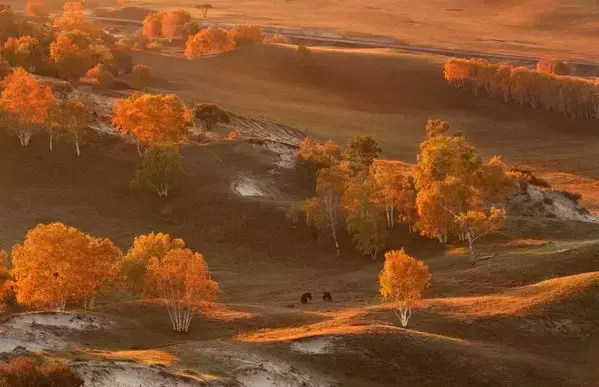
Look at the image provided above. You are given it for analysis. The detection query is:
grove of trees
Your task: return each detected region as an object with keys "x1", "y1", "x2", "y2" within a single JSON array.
[
  {"x1": 0, "y1": 225, "x2": 218, "y2": 333},
  {"x1": 297, "y1": 119, "x2": 514, "y2": 261},
  {"x1": 444, "y1": 57, "x2": 599, "y2": 119}
]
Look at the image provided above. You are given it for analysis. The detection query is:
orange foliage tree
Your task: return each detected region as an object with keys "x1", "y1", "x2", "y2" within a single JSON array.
[
  {"x1": 49, "y1": 32, "x2": 93, "y2": 79},
  {"x1": 229, "y1": 25, "x2": 263, "y2": 46},
  {"x1": 131, "y1": 64, "x2": 152, "y2": 89},
  {"x1": 142, "y1": 12, "x2": 162, "y2": 40},
  {"x1": 48, "y1": 99, "x2": 91, "y2": 155},
  {"x1": 122, "y1": 232, "x2": 185, "y2": 295},
  {"x1": 0, "y1": 251, "x2": 13, "y2": 311},
  {"x1": 3, "y1": 36, "x2": 42, "y2": 71},
  {"x1": 444, "y1": 57, "x2": 599, "y2": 119},
  {"x1": 25, "y1": 0, "x2": 45, "y2": 16},
  {"x1": 54, "y1": 1, "x2": 87, "y2": 30},
  {"x1": 11, "y1": 222, "x2": 122, "y2": 310},
  {"x1": 112, "y1": 93, "x2": 191, "y2": 149},
  {"x1": 82, "y1": 63, "x2": 115, "y2": 89},
  {"x1": 0, "y1": 68, "x2": 54, "y2": 146},
  {"x1": 185, "y1": 27, "x2": 235, "y2": 57},
  {"x1": 296, "y1": 137, "x2": 342, "y2": 173},
  {"x1": 144, "y1": 248, "x2": 219, "y2": 332},
  {"x1": 455, "y1": 207, "x2": 506, "y2": 263},
  {"x1": 370, "y1": 159, "x2": 416, "y2": 230},
  {"x1": 303, "y1": 165, "x2": 348, "y2": 257},
  {"x1": 343, "y1": 176, "x2": 387, "y2": 259},
  {"x1": 161, "y1": 10, "x2": 191, "y2": 42},
  {"x1": 379, "y1": 249, "x2": 430, "y2": 327}
]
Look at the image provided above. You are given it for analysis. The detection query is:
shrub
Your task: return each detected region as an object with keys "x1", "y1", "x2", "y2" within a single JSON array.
[
  {"x1": 537, "y1": 58, "x2": 570, "y2": 76},
  {"x1": 229, "y1": 25, "x2": 263, "y2": 46},
  {"x1": 185, "y1": 27, "x2": 235, "y2": 57},
  {"x1": 543, "y1": 196, "x2": 554, "y2": 205},
  {"x1": 0, "y1": 357, "x2": 83, "y2": 387},
  {"x1": 551, "y1": 189, "x2": 582, "y2": 204},
  {"x1": 263, "y1": 34, "x2": 287, "y2": 44},
  {"x1": 83, "y1": 63, "x2": 114, "y2": 88},
  {"x1": 131, "y1": 64, "x2": 151, "y2": 89}
]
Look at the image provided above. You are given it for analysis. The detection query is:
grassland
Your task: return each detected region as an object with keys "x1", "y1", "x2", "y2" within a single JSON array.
[{"x1": 82, "y1": 0, "x2": 599, "y2": 61}]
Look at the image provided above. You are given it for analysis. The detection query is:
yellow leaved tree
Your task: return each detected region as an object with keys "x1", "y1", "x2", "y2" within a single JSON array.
[
  {"x1": 144, "y1": 248, "x2": 219, "y2": 332},
  {"x1": 0, "y1": 68, "x2": 54, "y2": 146},
  {"x1": 11, "y1": 223, "x2": 122, "y2": 311},
  {"x1": 48, "y1": 99, "x2": 91, "y2": 155},
  {"x1": 122, "y1": 232, "x2": 186, "y2": 295},
  {"x1": 455, "y1": 207, "x2": 506, "y2": 263},
  {"x1": 379, "y1": 249, "x2": 430, "y2": 327}
]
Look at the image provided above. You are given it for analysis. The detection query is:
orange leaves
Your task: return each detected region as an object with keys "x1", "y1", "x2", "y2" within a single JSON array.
[
  {"x1": 0, "y1": 68, "x2": 54, "y2": 130},
  {"x1": 11, "y1": 222, "x2": 123, "y2": 310},
  {"x1": 54, "y1": 1, "x2": 87, "y2": 30},
  {"x1": 112, "y1": 93, "x2": 190, "y2": 146},
  {"x1": 144, "y1": 248, "x2": 219, "y2": 308},
  {"x1": 131, "y1": 64, "x2": 152, "y2": 89},
  {"x1": 122, "y1": 232, "x2": 185, "y2": 295},
  {"x1": 25, "y1": 0, "x2": 44, "y2": 16},
  {"x1": 141, "y1": 244, "x2": 219, "y2": 332},
  {"x1": 229, "y1": 25, "x2": 264, "y2": 46},
  {"x1": 49, "y1": 34, "x2": 79, "y2": 63},
  {"x1": 444, "y1": 57, "x2": 599, "y2": 119},
  {"x1": 379, "y1": 249, "x2": 430, "y2": 307},
  {"x1": 142, "y1": 12, "x2": 162, "y2": 40},
  {"x1": 142, "y1": 10, "x2": 191, "y2": 41},
  {"x1": 185, "y1": 27, "x2": 235, "y2": 57}
]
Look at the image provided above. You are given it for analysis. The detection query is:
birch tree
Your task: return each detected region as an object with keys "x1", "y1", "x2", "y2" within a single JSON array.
[
  {"x1": 11, "y1": 222, "x2": 122, "y2": 311},
  {"x1": 344, "y1": 176, "x2": 387, "y2": 259},
  {"x1": 0, "y1": 68, "x2": 54, "y2": 146},
  {"x1": 379, "y1": 249, "x2": 430, "y2": 327},
  {"x1": 122, "y1": 232, "x2": 186, "y2": 295},
  {"x1": 304, "y1": 166, "x2": 348, "y2": 257},
  {"x1": 455, "y1": 207, "x2": 506, "y2": 263},
  {"x1": 48, "y1": 99, "x2": 91, "y2": 155},
  {"x1": 144, "y1": 248, "x2": 219, "y2": 332},
  {"x1": 369, "y1": 159, "x2": 415, "y2": 229}
]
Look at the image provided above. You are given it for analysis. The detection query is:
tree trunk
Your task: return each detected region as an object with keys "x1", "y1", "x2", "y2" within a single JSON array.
[
  {"x1": 49, "y1": 131, "x2": 53, "y2": 151},
  {"x1": 75, "y1": 133, "x2": 80, "y2": 156},
  {"x1": 136, "y1": 141, "x2": 142, "y2": 157},
  {"x1": 466, "y1": 232, "x2": 476, "y2": 263},
  {"x1": 393, "y1": 305, "x2": 412, "y2": 327}
]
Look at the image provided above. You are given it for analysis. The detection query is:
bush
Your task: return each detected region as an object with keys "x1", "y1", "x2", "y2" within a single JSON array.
[
  {"x1": 0, "y1": 357, "x2": 83, "y2": 387},
  {"x1": 263, "y1": 34, "x2": 287, "y2": 44},
  {"x1": 543, "y1": 196, "x2": 554, "y2": 205},
  {"x1": 131, "y1": 64, "x2": 151, "y2": 89},
  {"x1": 551, "y1": 189, "x2": 582, "y2": 204},
  {"x1": 509, "y1": 168, "x2": 551, "y2": 188},
  {"x1": 537, "y1": 58, "x2": 570, "y2": 76},
  {"x1": 83, "y1": 63, "x2": 114, "y2": 88},
  {"x1": 229, "y1": 25, "x2": 263, "y2": 46}
]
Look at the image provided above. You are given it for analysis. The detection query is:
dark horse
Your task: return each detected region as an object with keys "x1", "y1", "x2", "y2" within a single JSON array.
[
  {"x1": 322, "y1": 292, "x2": 332, "y2": 302},
  {"x1": 300, "y1": 292, "x2": 312, "y2": 304}
]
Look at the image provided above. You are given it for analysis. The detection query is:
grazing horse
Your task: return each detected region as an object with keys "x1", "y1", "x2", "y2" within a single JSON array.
[
  {"x1": 322, "y1": 292, "x2": 332, "y2": 302},
  {"x1": 300, "y1": 292, "x2": 312, "y2": 304}
]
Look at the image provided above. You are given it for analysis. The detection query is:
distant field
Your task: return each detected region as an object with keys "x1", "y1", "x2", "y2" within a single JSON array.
[
  {"x1": 83, "y1": 0, "x2": 599, "y2": 61},
  {"x1": 132, "y1": 45, "x2": 599, "y2": 180}
]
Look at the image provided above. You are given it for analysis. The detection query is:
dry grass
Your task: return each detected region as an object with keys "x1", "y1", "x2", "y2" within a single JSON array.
[
  {"x1": 85, "y1": 349, "x2": 179, "y2": 366},
  {"x1": 86, "y1": 0, "x2": 599, "y2": 60},
  {"x1": 134, "y1": 44, "x2": 599, "y2": 181},
  {"x1": 424, "y1": 272, "x2": 599, "y2": 318}
]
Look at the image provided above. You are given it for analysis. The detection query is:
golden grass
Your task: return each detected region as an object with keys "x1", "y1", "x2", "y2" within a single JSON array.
[
  {"x1": 537, "y1": 170, "x2": 599, "y2": 214},
  {"x1": 97, "y1": 0, "x2": 598, "y2": 60},
  {"x1": 85, "y1": 349, "x2": 179, "y2": 366},
  {"x1": 424, "y1": 272, "x2": 599, "y2": 318}
]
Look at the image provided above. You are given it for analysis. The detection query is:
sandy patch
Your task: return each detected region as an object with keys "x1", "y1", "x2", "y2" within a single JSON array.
[
  {"x1": 0, "y1": 312, "x2": 111, "y2": 353},
  {"x1": 261, "y1": 141, "x2": 297, "y2": 169},
  {"x1": 233, "y1": 177, "x2": 265, "y2": 197},
  {"x1": 73, "y1": 361, "x2": 203, "y2": 387},
  {"x1": 290, "y1": 337, "x2": 335, "y2": 354}
]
